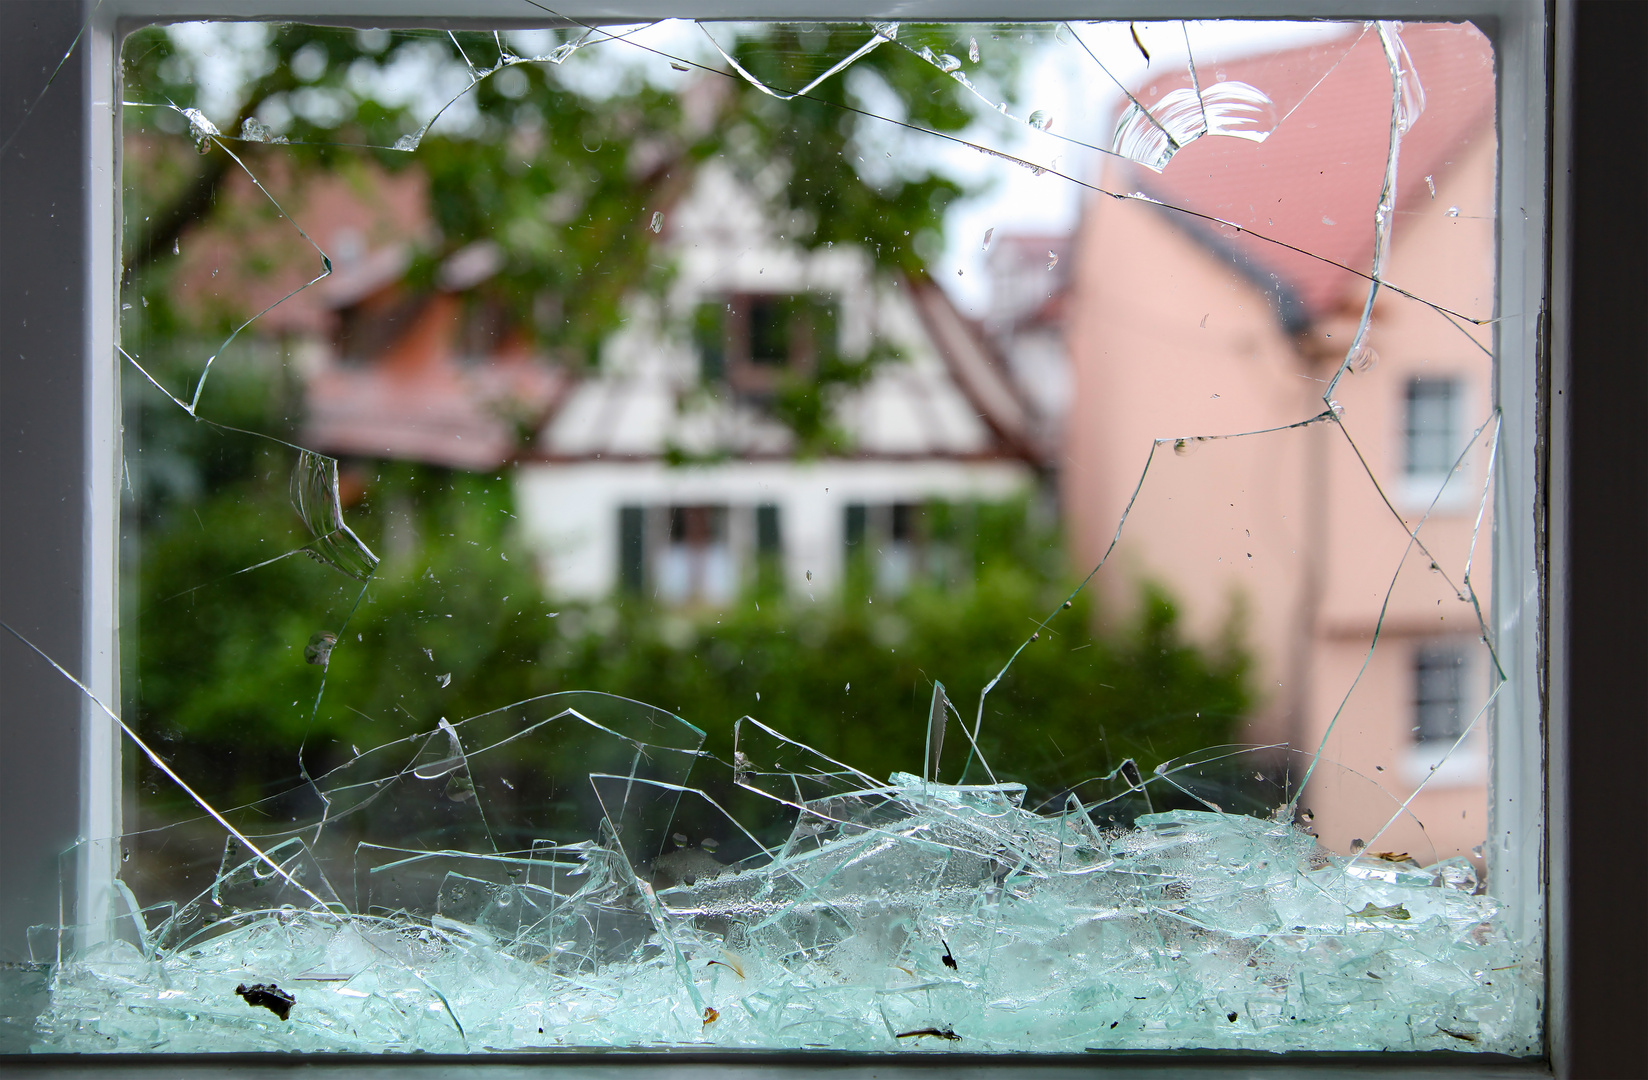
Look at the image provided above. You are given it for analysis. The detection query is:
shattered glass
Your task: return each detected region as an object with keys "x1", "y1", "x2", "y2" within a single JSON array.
[{"x1": 10, "y1": 13, "x2": 1538, "y2": 1056}]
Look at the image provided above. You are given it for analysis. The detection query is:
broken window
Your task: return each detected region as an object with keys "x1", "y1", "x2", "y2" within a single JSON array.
[{"x1": 2, "y1": 10, "x2": 1545, "y2": 1059}]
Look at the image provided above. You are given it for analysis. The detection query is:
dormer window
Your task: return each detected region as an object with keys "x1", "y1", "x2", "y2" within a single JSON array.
[{"x1": 694, "y1": 293, "x2": 837, "y2": 398}]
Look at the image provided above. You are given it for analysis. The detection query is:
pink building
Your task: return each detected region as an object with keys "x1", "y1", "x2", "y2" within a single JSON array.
[{"x1": 1061, "y1": 24, "x2": 1496, "y2": 861}]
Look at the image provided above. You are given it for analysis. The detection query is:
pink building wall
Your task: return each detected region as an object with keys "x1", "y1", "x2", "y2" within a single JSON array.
[{"x1": 1062, "y1": 25, "x2": 1496, "y2": 863}]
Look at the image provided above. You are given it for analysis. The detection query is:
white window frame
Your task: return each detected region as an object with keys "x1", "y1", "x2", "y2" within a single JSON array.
[{"x1": 0, "y1": 0, "x2": 1611, "y2": 1073}]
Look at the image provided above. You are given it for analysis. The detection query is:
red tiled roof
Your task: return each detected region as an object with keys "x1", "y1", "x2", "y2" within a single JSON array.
[{"x1": 1130, "y1": 22, "x2": 1495, "y2": 319}]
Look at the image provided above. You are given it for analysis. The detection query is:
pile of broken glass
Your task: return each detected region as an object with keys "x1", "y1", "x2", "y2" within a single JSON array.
[{"x1": 35, "y1": 689, "x2": 1535, "y2": 1054}]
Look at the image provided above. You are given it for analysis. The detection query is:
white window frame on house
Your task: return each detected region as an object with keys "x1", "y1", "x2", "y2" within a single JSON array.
[{"x1": 0, "y1": 0, "x2": 1630, "y2": 1075}]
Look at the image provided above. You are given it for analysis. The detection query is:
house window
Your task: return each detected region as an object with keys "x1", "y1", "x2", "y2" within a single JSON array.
[
  {"x1": 1414, "y1": 642, "x2": 1468, "y2": 744},
  {"x1": 1399, "y1": 376, "x2": 1467, "y2": 509},
  {"x1": 1404, "y1": 377, "x2": 1461, "y2": 477},
  {"x1": 617, "y1": 505, "x2": 782, "y2": 602},
  {"x1": 656, "y1": 505, "x2": 734, "y2": 604},
  {"x1": 695, "y1": 293, "x2": 837, "y2": 398},
  {"x1": 845, "y1": 501, "x2": 925, "y2": 596}
]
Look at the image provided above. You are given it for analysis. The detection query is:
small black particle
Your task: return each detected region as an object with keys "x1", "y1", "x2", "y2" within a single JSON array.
[
  {"x1": 1227, "y1": 1011, "x2": 1238, "y2": 1022},
  {"x1": 940, "y1": 938, "x2": 957, "y2": 970},
  {"x1": 1130, "y1": 23, "x2": 1150, "y2": 63},
  {"x1": 235, "y1": 982, "x2": 295, "y2": 1021},
  {"x1": 1110, "y1": 1021, "x2": 1119, "y2": 1029}
]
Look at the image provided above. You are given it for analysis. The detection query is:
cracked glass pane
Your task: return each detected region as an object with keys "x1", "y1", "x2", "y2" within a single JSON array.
[{"x1": 17, "y1": 14, "x2": 1536, "y2": 1055}]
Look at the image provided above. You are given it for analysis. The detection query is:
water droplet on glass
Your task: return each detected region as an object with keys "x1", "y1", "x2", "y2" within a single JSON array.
[
  {"x1": 968, "y1": 37, "x2": 979, "y2": 63},
  {"x1": 1425, "y1": 174, "x2": 1436, "y2": 198},
  {"x1": 1445, "y1": 205, "x2": 1460, "y2": 217},
  {"x1": 1046, "y1": 251, "x2": 1059, "y2": 270},
  {"x1": 934, "y1": 53, "x2": 961, "y2": 73},
  {"x1": 673, "y1": 833, "x2": 688, "y2": 845},
  {"x1": 303, "y1": 632, "x2": 337, "y2": 667},
  {"x1": 702, "y1": 837, "x2": 720, "y2": 851},
  {"x1": 650, "y1": 211, "x2": 664, "y2": 233},
  {"x1": 437, "y1": 672, "x2": 451, "y2": 688},
  {"x1": 1347, "y1": 343, "x2": 1378, "y2": 373},
  {"x1": 444, "y1": 774, "x2": 475, "y2": 802},
  {"x1": 393, "y1": 132, "x2": 421, "y2": 152},
  {"x1": 1028, "y1": 110, "x2": 1054, "y2": 132},
  {"x1": 982, "y1": 227, "x2": 994, "y2": 251}
]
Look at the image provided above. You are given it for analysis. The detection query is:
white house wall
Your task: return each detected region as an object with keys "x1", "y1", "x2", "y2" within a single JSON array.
[{"x1": 513, "y1": 458, "x2": 1032, "y2": 601}]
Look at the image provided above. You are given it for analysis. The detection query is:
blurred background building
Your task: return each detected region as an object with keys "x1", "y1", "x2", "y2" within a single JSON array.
[
  {"x1": 1058, "y1": 23, "x2": 1495, "y2": 860},
  {"x1": 513, "y1": 161, "x2": 1044, "y2": 604}
]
